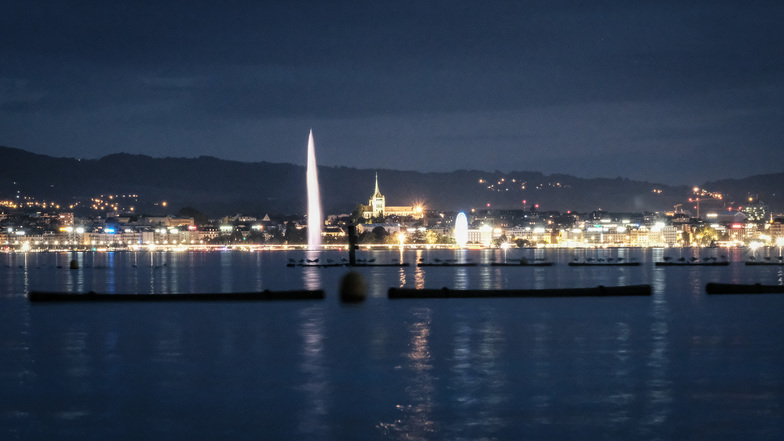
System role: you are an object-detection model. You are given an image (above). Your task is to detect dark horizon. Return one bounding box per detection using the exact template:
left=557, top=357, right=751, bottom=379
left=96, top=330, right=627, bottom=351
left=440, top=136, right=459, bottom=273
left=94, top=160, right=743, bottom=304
left=3, top=144, right=783, bottom=218
left=4, top=142, right=783, bottom=185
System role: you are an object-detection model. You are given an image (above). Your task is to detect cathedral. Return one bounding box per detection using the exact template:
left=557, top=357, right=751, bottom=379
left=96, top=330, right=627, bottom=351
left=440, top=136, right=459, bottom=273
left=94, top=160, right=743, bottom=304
left=363, top=173, right=423, bottom=219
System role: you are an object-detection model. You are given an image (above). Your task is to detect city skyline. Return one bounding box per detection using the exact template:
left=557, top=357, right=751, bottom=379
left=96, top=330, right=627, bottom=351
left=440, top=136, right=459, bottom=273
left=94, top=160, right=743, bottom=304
left=2, top=1, right=783, bottom=185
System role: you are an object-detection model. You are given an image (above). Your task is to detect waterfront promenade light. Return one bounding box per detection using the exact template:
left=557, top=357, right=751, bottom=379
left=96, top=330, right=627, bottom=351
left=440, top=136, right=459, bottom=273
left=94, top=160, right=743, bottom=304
left=749, top=241, right=762, bottom=259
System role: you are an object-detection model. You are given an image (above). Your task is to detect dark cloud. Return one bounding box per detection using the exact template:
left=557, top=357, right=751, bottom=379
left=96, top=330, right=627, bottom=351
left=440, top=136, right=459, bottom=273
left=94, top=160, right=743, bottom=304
left=1, top=0, right=782, bottom=184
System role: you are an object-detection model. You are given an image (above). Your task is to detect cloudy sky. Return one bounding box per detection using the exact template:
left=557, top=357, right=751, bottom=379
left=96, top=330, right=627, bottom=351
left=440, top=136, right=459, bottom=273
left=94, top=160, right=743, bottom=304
left=1, top=1, right=782, bottom=184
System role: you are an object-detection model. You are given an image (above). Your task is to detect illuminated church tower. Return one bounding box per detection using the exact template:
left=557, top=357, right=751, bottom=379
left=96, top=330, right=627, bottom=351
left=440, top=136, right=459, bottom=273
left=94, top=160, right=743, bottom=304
left=369, top=173, right=386, bottom=217
left=362, top=173, right=422, bottom=220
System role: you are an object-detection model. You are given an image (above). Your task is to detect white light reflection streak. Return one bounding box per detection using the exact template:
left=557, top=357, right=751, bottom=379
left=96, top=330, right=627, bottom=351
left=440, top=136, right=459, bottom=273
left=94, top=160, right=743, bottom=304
left=166, top=253, right=177, bottom=294
left=456, top=248, right=468, bottom=265
left=454, top=266, right=468, bottom=290
left=186, top=251, right=198, bottom=294
left=149, top=251, right=156, bottom=294
left=297, top=306, right=328, bottom=438
left=651, top=248, right=666, bottom=295
left=255, top=251, right=264, bottom=292
left=74, top=252, right=85, bottom=293
left=608, top=321, right=633, bottom=425
left=531, top=321, right=552, bottom=424
left=616, top=266, right=628, bottom=287
left=380, top=307, right=437, bottom=439
left=220, top=251, right=233, bottom=293
left=777, top=266, right=783, bottom=286
left=642, top=278, right=672, bottom=433
left=302, top=251, right=322, bottom=291
left=533, top=267, right=546, bottom=290
left=398, top=248, right=406, bottom=287
left=106, top=252, right=115, bottom=293
left=22, top=252, right=29, bottom=294
left=414, top=250, right=425, bottom=290
left=61, top=324, right=93, bottom=419
left=446, top=311, right=508, bottom=438
left=479, top=260, right=492, bottom=290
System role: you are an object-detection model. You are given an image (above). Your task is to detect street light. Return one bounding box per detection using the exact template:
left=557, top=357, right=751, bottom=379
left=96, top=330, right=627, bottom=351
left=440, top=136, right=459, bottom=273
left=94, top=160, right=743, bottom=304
left=501, top=241, right=510, bottom=262
left=749, top=241, right=762, bottom=261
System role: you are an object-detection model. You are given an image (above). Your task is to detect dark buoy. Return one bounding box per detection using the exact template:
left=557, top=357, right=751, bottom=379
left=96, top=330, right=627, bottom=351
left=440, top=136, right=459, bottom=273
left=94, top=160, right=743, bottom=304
left=69, top=259, right=79, bottom=270
left=340, top=271, right=366, bottom=302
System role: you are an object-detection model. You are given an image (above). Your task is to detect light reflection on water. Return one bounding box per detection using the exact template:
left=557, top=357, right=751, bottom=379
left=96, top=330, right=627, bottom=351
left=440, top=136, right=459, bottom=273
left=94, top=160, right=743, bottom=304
left=778, top=266, right=784, bottom=285
left=454, top=266, right=468, bottom=290
left=643, top=284, right=672, bottom=433
left=63, top=326, right=92, bottom=390
left=154, top=318, right=185, bottom=363
left=397, top=248, right=406, bottom=288
left=531, top=320, right=552, bottom=424
left=477, top=264, right=491, bottom=290
left=302, top=250, right=322, bottom=291
left=447, top=308, right=508, bottom=439
left=608, top=321, right=633, bottom=425
left=533, top=266, right=547, bottom=290
left=414, top=249, right=425, bottom=289
left=219, top=251, right=233, bottom=293
left=3, top=248, right=784, bottom=440
left=255, top=251, right=264, bottom=292
left=297, top=305, right=328, bottom=439
left=379, top=306, right=437, bottom=440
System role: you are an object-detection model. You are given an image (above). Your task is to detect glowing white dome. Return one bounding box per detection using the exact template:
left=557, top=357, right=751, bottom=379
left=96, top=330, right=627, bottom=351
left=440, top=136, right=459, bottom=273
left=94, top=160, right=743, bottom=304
left=454, top=212, right=468, bottom=248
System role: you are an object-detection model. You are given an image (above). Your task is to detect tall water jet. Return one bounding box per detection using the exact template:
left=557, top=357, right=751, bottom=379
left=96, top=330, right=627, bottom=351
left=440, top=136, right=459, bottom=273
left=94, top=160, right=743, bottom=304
left=454, top=212, right=468, bottom=248
left=306, top=130, right=322, bottom=250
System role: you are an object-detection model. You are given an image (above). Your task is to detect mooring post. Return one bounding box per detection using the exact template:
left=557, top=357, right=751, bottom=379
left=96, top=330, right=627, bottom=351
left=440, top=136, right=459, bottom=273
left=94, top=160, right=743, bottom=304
left=347, top=224, right=357, bottom=266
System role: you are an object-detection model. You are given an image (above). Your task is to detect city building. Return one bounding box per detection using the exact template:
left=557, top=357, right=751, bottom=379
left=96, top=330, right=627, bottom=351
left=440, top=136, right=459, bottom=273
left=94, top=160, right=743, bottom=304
left=363, top=174, right=423, bottom=219
left=770, top=219, right=784, bottom=239
left=742, top=200, right=769, bottom=221
left=466, top=225, right=493, bottom=246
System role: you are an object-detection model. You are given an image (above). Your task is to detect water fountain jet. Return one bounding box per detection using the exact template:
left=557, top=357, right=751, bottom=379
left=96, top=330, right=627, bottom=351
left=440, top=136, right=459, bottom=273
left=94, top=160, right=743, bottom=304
left=454, top=212, right=468, bottom=249
left=306, top=130, right=322, bottom=250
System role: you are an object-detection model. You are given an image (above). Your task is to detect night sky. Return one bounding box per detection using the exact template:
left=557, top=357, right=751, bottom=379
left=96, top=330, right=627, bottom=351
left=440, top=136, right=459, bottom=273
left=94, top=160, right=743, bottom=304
left=2, top=1, right=782, bottom=184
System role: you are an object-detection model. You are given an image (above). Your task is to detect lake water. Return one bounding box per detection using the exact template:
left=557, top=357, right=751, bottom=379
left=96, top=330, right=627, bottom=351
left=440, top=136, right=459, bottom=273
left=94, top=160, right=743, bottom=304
left=2, top=248, right=784, bottom=440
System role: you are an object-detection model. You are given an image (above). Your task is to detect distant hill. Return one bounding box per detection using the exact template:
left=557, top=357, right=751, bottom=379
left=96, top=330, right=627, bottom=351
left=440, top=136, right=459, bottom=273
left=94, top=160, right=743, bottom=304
left=703, top=174, right=784, bottom=211
left=1, top=145, right=780, bottom=217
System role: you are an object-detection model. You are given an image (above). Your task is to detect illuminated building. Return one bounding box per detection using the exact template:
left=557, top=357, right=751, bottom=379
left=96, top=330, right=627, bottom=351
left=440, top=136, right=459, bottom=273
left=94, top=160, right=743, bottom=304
left=770, top=219, right=784, bottom=239
left=363, top=173, right=423, bottom=219
left=466, top=225, right=493, bottom=246
left=742, top=201, right=768, bottom=221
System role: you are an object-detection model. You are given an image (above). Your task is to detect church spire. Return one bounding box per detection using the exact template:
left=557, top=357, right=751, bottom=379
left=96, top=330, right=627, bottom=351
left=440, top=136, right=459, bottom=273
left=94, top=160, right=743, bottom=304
left=368, top=172, right=386, bottom=218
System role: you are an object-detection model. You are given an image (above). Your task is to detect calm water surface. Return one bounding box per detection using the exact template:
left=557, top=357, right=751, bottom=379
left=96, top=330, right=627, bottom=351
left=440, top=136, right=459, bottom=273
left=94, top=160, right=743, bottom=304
left=2, top=248, right=784, bottom=440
